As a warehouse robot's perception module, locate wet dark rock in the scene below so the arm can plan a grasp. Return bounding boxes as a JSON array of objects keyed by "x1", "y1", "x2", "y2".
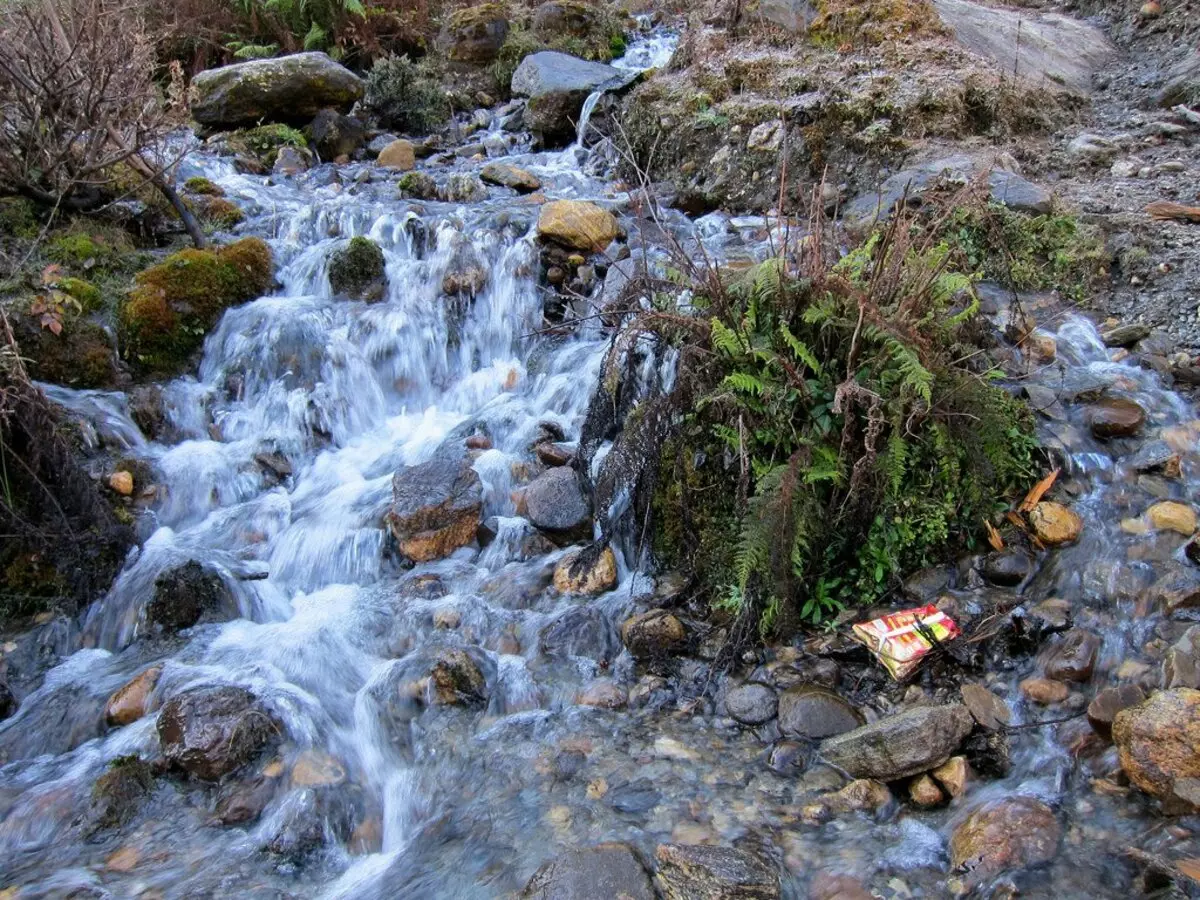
[
  {"x1": 777, "y1": 685, "x2": 863, "y2": 740},
  {"x1": 146, "y1": 561, "x2": 235, "y2": 632},
  {"x1": 766, "y1": 740, "x2": 811, "y2": 776},
  {"x1": 629, "y1": 675, "x2": 674, "y2": 709},
  {"x1": 1114, "y1": 688, "x2": 1200, "y2": 809},
  {"x1": 949, "y1": 797, "x2": 1061, "y2": 888},
  {"x1": 1043, "y1": 629, "x2": 1100, "y2": 683},
  {"x1": 214, "y1": 775, "x2": 277, "y2": 825},
  {"x1": 255, "y1": 450, "x2": 293, "y2": 483},
  {"x1": 621, "y1": 610, "x2": 687, "y2": 661},
  {"x1": 157, "y1": 686, "x2": 282, "y2": 781},
  {"x1": 538, "y1": 605, "x2": 619, "y2": 664},
  {"x1": 1164, "y1": 626, "x2": 1200, "y2": 689},
  {"x1": 1143, "y1": 563, "x2": 1200, "y2": 612},
  {"x1": 430, "y1": 648, "x2": 488, "y2": 705},
  {"x1": 521, "y1": 843, "x2": 655, "y2": 900},
  {"x1": 654, "y1": 843, "x2": 780, "y2": 900},
  {"x1": 265, "y1": 787, "x2": 356, "y2": 859},
  {"x1": 982, "y1": 550, "x2": 1033, "y2": 587},
  {"x1": 128, "y1": 384, "x2": 168, "y2": 441},
  {"x1": 274, "y1": 145, "x2": 314, "y2": 174},
  {"x1": 1129, "y1": 440, "x2": 1178, "y2": 473},
  {"x1": 0, "y1": 677, "x2": 14, "y2": 722},
  {"x1": 725, "y1": 683, "x2": 778, "y2": 726},
  {"x1": 309, "y1": 108, "x2": 366, "y2": 160},
  {"x1": 523, "y1": 466, "x2": 591, "y2": 536},
  {"x1": 1087, "y1": 397, "x2": 1146, "y2": 439},
  {"x1": 387, "y1": 456, "x2": 483, "y2": 562},
  {"x1": 962, "y1": 727, "x2": 1011, "y2": 777},
  {"x1": 191, "y1": 52, "x2": 364, "y2": 127},
  {"x1": 442, "y1": 239, "x2": 488, "y2": 298},
  {"x1": 511, "y1": 51, "x2": 619, "y2": 143},
  {"x1": 328, "y1": 236, "x2": 387, "y2": 302},
  {"x1": 608, "y1": 778, "x2": 661, "y2": 813},
  {"x1": 534, "y1": 442, "x2": 573, "y2": 467},
  {"x1": 84, "y1": 755, "x2": 155, "y2": 836},
  {"x1": 1087, "y1": 685, "x2": 1146, "y2": 742},
  {"x1": 398, "y1": 171, "x2": 438, "y2": 200},
  {"x1": 902, "y1": 567, "x2": 952, "y2": 603},
  {"x1": 819, "y1": 704, "x2": 974, "y2": 781}
]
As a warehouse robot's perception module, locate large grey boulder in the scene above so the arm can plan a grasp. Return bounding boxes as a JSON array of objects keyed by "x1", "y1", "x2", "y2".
[
  {"x1": 1158, "y1": 50, "x2": 1200, "y2": 108},
  {"x1": 818, "y1": 703, "x2": 974, "y2": 781},
  {"x1": 933, "y1": 0, "x2": 1116, "y2": 94},
  {"x1": 523, "y1": 466, "x2": 592, "y2": 536},
  {"x1": 191, "y1": 52, "x2": 364, "y2": 128},
  {"x1": 843, "y1": 154, "x2": 1051, "y2": 231},
  {"x1": 387, "y1": 456, "x2": 483, "y2": 562},
  {"x1": 511, "y1": 51, "x2": 619, "y2": 143}
]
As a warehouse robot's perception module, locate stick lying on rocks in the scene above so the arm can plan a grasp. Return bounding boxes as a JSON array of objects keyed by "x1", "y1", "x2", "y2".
[{"x1": 1145, "y1": 200, "x2": 1200, "y2": 223}]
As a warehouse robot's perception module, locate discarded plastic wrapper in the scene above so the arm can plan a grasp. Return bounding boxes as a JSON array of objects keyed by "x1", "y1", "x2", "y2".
[{"x1": 851, "y1": 604, "x2": 960, "y2": 680}]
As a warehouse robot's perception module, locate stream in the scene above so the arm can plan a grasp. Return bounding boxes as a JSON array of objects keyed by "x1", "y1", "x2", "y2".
[{"x1": 1, "y1": 27, "x2": 1198, "y2": 900}]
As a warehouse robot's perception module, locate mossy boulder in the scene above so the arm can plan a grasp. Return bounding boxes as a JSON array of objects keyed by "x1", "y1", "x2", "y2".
[
  {"x1": 122, "y1": 237, "x2": 273, "y2": 372},
  {"x1": 224, "y1": 124, "x2": 309, "y2": 169},
  {"x1": 184, "y1": 177, "x2": 225, "y2": 197},
  {"x1": 327, "y1": 236, "x2": 387, "y2": 302},
  {"x1": 439, "y1": 4, "x2": 511, "y2": 64},
  {"x1": 398, "y1": 171, "x2": 439, "y2": 199},
  {"x1": 11, "y1": 313, "x2": 117, "y2": 388},
  {"x1": 532, "y1": 1, "x2": 627, "y2": 60},
  {"x1": 85, "y1": 755, "x2": 155, "y2": 836},
  {"x1": 194, "y1": 196, "x2": 246, "y2": 230},
  {"x1": 190, "y1": 52, "x2": 365, "y2": 128}
]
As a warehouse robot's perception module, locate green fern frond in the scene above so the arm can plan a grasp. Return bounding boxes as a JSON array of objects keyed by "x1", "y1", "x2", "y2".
[
  {"x1": 710, "y1": 317, "x2": 746, "y2": 357},
  {"x1": 778, "y1": 323, "x2": 822, "y2": 375},
  {"x1": 723, "y1": 371, "x2": 766, "y2": 396}
]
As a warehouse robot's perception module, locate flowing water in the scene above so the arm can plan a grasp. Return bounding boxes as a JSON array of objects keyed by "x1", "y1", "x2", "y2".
[{"x1": 2, "y1": 28, "x2": 1199, "y2": 899}]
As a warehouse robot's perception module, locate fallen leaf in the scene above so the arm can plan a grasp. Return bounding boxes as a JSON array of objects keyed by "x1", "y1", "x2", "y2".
[
  {"x1": 984, "y1": 520, "x2": 1004, "y2": 551},
  {"x1": 1004, "y1": 510, "x2": 1028, "y2": 532},
  {"x1": 1176, "y1": 858, "x2": 1200, "y2": 883},
  {"x1": 1019, "y1": 468, "x2": 1060, "y2": 512},
  {"x1": 1146, "y1": 200, "x2": 1200, "y2": 223}
]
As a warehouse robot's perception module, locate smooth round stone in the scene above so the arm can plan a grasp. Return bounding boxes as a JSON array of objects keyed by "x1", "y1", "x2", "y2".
[
  {"x1": 1088, "y1": 396, "x2": 1146, "y2": 439},
  {"x1": 777, "y1": 685, "x2": 863, "y2": 740},
  {"x1": 725, "y1": 683, "x2": 778, "y2": 725},
  {"x1": 982, "y1": 550, "x2": 1033, "y2": 586}
]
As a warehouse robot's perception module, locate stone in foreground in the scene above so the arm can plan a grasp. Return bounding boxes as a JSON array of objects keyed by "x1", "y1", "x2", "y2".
[
  {"x1": 387, "y1": 456, "x2": 483, "y2": 562},
  {"x1": 521, "y1": 842, "x2": 654, "y2": 899},
  {"x1": 1113, "y1": 688, "x2": 1200, "y2": 810},
  {"x1": 818, "y1": 703, "x2": 973, "y2": 781},
  {"x1": 949, "y1": 796, "x2": 1061, "y2": 887},
  {"x1": 191, "y1": 52, "x2": 364, "y2": 128},
  {"x1": 157, "y1": 686, "x2": 281, "y2": 781},
  {"x1": 511, "y1": 51, "x2": 619, "y2": 142},
  {"x1": 537, "y1": 200, "x2": 620, "y2": 252},
  {"x1": 655, "y1": 843, "x2": 780, "y2": 900}
]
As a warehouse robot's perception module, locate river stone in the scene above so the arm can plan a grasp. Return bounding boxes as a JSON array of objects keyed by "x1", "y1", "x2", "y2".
[
  {"x1": 524, "y1": 466, "x2": 592, "y2": 535},
  {"x1": 1143, "y1": 563, "x2": 1200, "y2": 612},
  {"x1": 554, "y1": 546, "x2": 618, "y2": 595},
  {"x1": 1164, "y1": 626, "x2": 1200, "y2": 690},
  {"x1": 909, "y1": 773, "x2": 945, "y2": 806},
  {"x1": 777, "y1": 685, "x2": 863, "y2": 740},
  {"x1": 1020, "y1": 677, "x2": 1069, "y2": 704},
  {"x1": 949, "y1": 797, "x2": 1061, "y2": 887},
  {"x1": 537, "y1": 200, "x2": 619, "y2": 252},
  {"x1": 1029, "y1": 501, "x2": 1082, "y2": 546},
  {"x1": 1087, "y1": 684, "x2": 1146, "y2": 741},
  {"x1": 933, "y1": 0, "x2": 1114, "y2": 94},
  {"x1": 1146, "y1": 501, "x2": 1197, "y2": 536},
  {"x1": 439, "y1": 173, "x2": 488, "y2": 203},
  {"x1": 981, "y1": 549, "x2": 1032, "y2": 586},
  {"x1": 932, "y1": 755, "x2": 968, "y2": 797},
  {"x1": 511, "y1": 51, "x2": 619, "y2": 142},
  {"x1": 290, "y1": 750, "x2": 346, "y2": 788},
  {"x1": 377, "y1": 139, "x2": 416, "y2": 170},
  {"x1": 538, "y1": 604, "x2": 619, "y2": 663},
  {"x1": 437, "y1": 4, "x2": 509, "y2": 64},
  {"x1": 309, "y1": 108, "x2": 365, "y2": 160},
  {"x1": 398, "y1": 171, "x2": 438, "y2": 199},
  {"x1": 578, "y1": 678, "x2": 627, "y2": 708},
  {"x1": 387, "y1": 457, "x2": 483, "y2": 562},
  {"x1": 0, "y1": 677, "x2": 14, "y2": 723},
  {"x1": 430, "y1": 648, "x2": 488, "y2": 705},
  {"x1": 621, "y1": 609, "x2": 686, "y2": 660},
  {"x1": 328, "y1": 237, "x2": 387, "y2": 302},
  {"x1": 1102, "y1": 323, "x2": 1152, "y2": 348},
  {"x1": 1129, "y1": 440, "x2": 1178, "y2": 473},
  {"x1": 191, "y1": 52, "x2": 364, "y2": 128},
  {"x1": 85, "y1": 756, "x2": 155, "y2": 835},
  {"x1": 961, "y1": 683, "x2": 1011, "y2": 730},
  {"x1": 521, "y1": 842, "x2": 654, "y2": 900},
  {"x1": 767, "y1": 740, "x2": 811, "y2": 775},
  {"x1": 725, "y1": 683, "x2": 778, "y2": 725},
  {"x1": 105, "y1": 666, "x2": 162, "y2": 727},
  {"x1": 157, "y1": 686, "x2": 282, "y2": 781},
  {"x1": 1043, "y1": 629, "x2": 1100, "y2": 683},
  {"x1": 481, "y1": 162, "x2": 542, "y2": 193},
  {"x1": 1087, "y1": 397, "x2": 1146, "y2": 438},
  {"x1": 818, "y1": 704, "x2": 974, "y2": 781},
  {"x1": 1113, "y1": 688, "x2": 1200, "y2": 808},
  {"x1": 654, "y1": 843, "x2": 780, "y2": 900},
  {"x1": 146, "y1": 561, "x2": 235, "y2": 632},
  {"x1": 274, "y1": 145, "x2": 313, "y2": 175}
]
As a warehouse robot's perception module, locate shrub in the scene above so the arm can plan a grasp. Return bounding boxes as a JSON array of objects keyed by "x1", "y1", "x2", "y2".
[{"x1": 364, "y1": 54, "x2": 450, "y2": 134}]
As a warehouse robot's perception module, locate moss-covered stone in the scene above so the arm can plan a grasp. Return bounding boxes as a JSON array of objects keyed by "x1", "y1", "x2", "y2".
[
  {"x1": 184, "y1": 176, "x2": 226, "y2": 197},
  {"x1": 327, "y1": 236, "x2": 387, "y2": 302},
  {"x1": 46, "y1": 225, "x2": 136, "y2": 271},
  {"x1": 195, "y1": 197, "x2": 246, "y2": 230},
  {"x1": 86, "y1": 755, "x2": 155, "y2": 835},
  {"x1": 443, "y1": 3, "x2": 511, "y2": 64},
  {"x1": 122, "y1": 237, "x2": 273, "y2": 372},
  {"x1": 398, "y1": 171, "x2": 439, "y2": 199},
  {"x1": 227, "y1": 124, "x2": 308, "y2": 168},
  {"x1": 55, "y1": 277, "x2": 102, "y2": 313},
  {"x1": 11, "y1": 305, "x2": 118, "y2": 388}
]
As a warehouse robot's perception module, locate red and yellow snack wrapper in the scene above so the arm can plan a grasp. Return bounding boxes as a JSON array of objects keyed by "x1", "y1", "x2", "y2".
[{"x1": 851, "y1": 605, "x2": 959, "y2": 680}]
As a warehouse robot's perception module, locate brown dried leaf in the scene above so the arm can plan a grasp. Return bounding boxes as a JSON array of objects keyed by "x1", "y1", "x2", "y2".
[
  {"x1": 1176, "y1": 859, "x2": 1200, "y2": 883},
  {"x1": 1019, "y1": 468, "x2": 1060, "y2": 513},
  {"x1": 1004, "y1": 510, "x2": 1028, "y2": 532},
  {"x1": 1146, "y1": 200, "x2": 1200, "y2": 223},
  {"x1": 984, "y1": 520, "x2": 1004, "y2": 552}
]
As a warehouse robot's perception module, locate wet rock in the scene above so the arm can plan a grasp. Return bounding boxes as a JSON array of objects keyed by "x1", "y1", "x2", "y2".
[
  {"x1": 291, "y1": 749, "x2": 346, "y2": 787},
  {"x1": 157, "y1": 686, "x2": 282, "y2": 781},
  {"x1": 553, "y1": 546, "x2": 618, "y2": 595},
  {"x1": 521, "y1": 842, "x2": 654, "y2": 900},
  {"x1": 105, "y1": 666, "x2": 162, "y2": 727},
  {"x1": 537, "y1": 199, "x2": 619, "y2": 252},
  {"x1": 430, "y1": 648, "x2": 488, "y2": 705},
  {"x1": 982, "y1": 550, "x2": 1032, "y2": 586},
  {"x1": 725, "y1": 683, "x2": 778, "y2": 725},
  {"x1": 0, "y1": 677, "x2": 14, "y2": 722},
  {"x1": 933, "y1": 0, "x2": 1114, "y2": 93},
  {"x1": 819, "y1": 704, "x2": 974, "y2": 781},
  {"x1": 1164, "y1": 626, "x2": 1200, "y2": 690},
  {"x1": 511, "y1": 51, "x2": 619, "y2": 143},
  {"x1": 1143, "y1": 563, "x2": 1200, "y2": 612},
  {"x1": 810, "y1": 779, "x2": 893, "y2": 820},
  {"x1": 481, "y1": 162, "x2": 542, "y2": 193},
  {"x1": 766, "y1": 740, "x2": 810, "y2": 775},
  {"x1": 108, "y1": 470, "x2": 134, "y2": 496},
  {"x1": 1087, "y1": 397, "x2": 1146, "y2": 439},
  {"x1": 809, "y1": 874, "x2": 873, "y2": 900},
  {"x1": 1129, "y1": 440, "x2": 1178, "y2": 474},
  {"x1": 273, "y1": 144, "x2": 313, "y2": 174},
  {"x1": 609, "y1": 777, "x2": 661, "y2": 813},
  {"x1": 909, "y1": 773, "x2": 945, "y2": 807},
  {"x1": 328, "y1": 236, "x2": 387, "y2": 302},
  {"x1": 439, "y1": 173, "x2": 487, "y2": 203},
  {"x1": 654, "y1": 843, "x2": 780, "y2": 900},
  {"x1": 961, "y1": 683, "x2": 1011, "y2": 730},
  {"x1": 1043, "y1": 629, "x2": 1100, "y2": 683},
  {"x1": 538, "y1": 604, "x2": 619, "y2": 663},
  {"x1": 621, "y1": 609, "x2": 686, "y2": 660},
  {"x1": 902, "y1": 567, "x2": 953, "y2": 603},
  {"x1": 1020, "y1": 677, "x2": 1069, "y2": 704},
  {"x1": 1029, "y1": 502, "x2": 1082, "y2": 546},
  {"x1": 128, "y1": 384, "x2": 167, "y2": 441},
  {"x1": 932, "y1": 755, "x2": 968, "y2": 797},
  {"x1": 309, "y1": 108, "x2": 365, "y2": 160},
  {"x1": 962, "y1": 727, "x2": 1011, "y2": 777},
  {"x1": 523, "y1": 466, "x2": 591, "y2": 536},
  {"x1": 146, "y1": 561, "x2": 235, "y2": 632},
  {"x1": 578, "y1": 678, "x2": 627, "y2": 709},
  {"x1": 1102, "y1": 323, "x2": 1152, "y2": 348},
  {"x1": 1114, "y1": 688, "x2": 1200, "y2": 808},
  {"x1": 1146, "y1": 501, "x2": 1197, "y2": 536},
  {"x1": 398, "y1": 171, "x2": 438, "y2": 199},
  {"x1": 387, "y1": 456, "x2": 483, "y2": 562},
  {"x1": 777, "y1": 685, "x2": 863, "y2": 740},
  {"x1": 377, "y1": 138, "x2": 416, "y2": 170},
  {"x1": 1087, "y1": 684, "x2": 1146, "y2": 741},
  {"x1": 949, "y1": 797, "x2": 1061, "y2": 887},
  {"x1": 442, "y1": 239, "x2": 488, "y2": 297},
  {"x1": 191, "y1": 52, "x2": 364, "y2": 127},
  {"x1": 214, "y1": 774, "x2": 276, "y2": 825},
  {"x1": 85, "y1": 755, "x2": 155, "y2": 835},
  {"x1": 535, "y1": 442, "x2": 573, "y2": 467},
  {"x1": 265, "y1": 787, "x2": 356, "y2": 859}
]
